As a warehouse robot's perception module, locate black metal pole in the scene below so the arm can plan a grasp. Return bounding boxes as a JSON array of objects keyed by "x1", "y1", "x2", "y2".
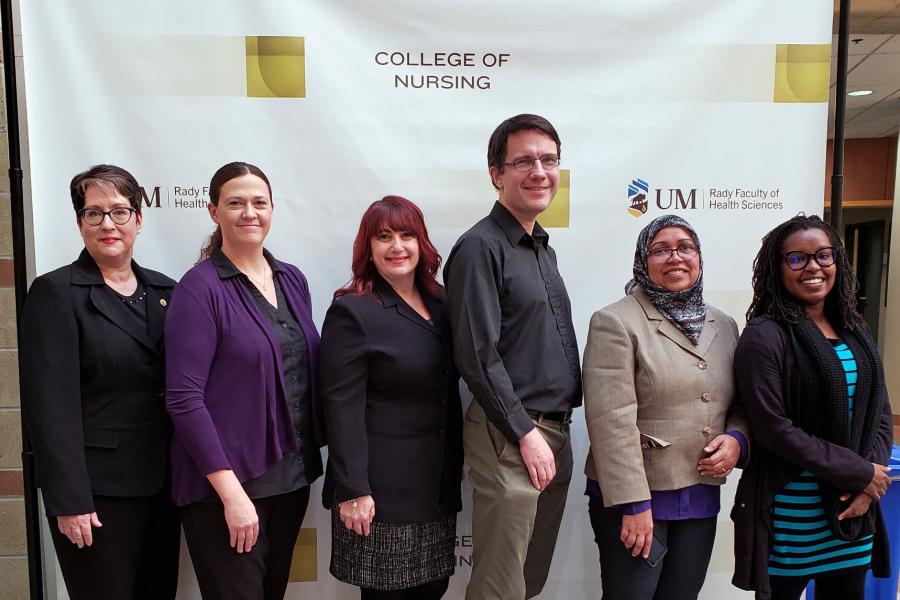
[
  {"x1": 1, "y1": 0, "x2": 44, "y2": 598},
  {"x1": 831, "y1": 0, "x2": 851, "y2": 237}
]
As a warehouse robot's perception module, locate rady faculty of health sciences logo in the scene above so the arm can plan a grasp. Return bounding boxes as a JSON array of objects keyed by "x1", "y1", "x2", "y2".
[
  {"x1": 627, "y1": 178, "x2": 649, "y2": 217},
  {"x1": 625, "y1": 177, "x2": 783, "y2": 217}
]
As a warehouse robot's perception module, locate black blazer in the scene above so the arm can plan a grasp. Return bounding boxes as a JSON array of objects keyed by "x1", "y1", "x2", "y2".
[
  {"x1": 319, "y1": 278, "x2": 463, "y2": 523},
  {"x1": 21, "y1": 249, "x2": 176, "y2": 517}
]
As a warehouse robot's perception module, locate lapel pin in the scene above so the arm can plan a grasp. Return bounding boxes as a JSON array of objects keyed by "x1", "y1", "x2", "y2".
[{"x1": 160, "y1": 299, "x2": 167, "y2": 307}]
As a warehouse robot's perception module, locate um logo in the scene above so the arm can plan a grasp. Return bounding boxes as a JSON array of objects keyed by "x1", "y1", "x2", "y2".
[
  {"x1": 627, "y1": 178, "x2": 698, "y2": 217},
  {"x1": 627, "y1": 179, "x2": 649, "y2": 217},
  {"x1": 654, "y1": 188, "x2": 697, "y2": 210},
  {"x1": 140, "y1": 186, "x2": 161, "y2": 208}
]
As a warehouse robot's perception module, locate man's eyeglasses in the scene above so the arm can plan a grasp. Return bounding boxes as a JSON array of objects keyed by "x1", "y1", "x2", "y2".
[
  {"x1": 503, "y1": 155, "x2": 560, "y2": 172},
  {"x1": 647, "y1": 243, "x2": 699, "y2": 263},
  {"x1": 782, "y1": 248, "x2": 837, "y2": 271},
  {"x1": 78, "y1": 207, "x2": 137, "y2": 226}
]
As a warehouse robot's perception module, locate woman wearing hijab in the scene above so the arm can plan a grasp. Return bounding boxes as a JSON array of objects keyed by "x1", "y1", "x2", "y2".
[
  {"x1": 582, "y1": 214, "x2": 749, "y2": 599},
  {"x1": 731, "y1": 215, "x2": 892, "y2": 600}
]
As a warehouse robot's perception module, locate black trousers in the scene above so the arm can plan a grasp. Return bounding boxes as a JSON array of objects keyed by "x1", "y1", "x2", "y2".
[
  {"x1": 588, "y1": 496, "x2": 717, "y2": 600},
  {"x1": 360, "y1": 578, "x2": 450, "y2": 600},
  {"x1": 48, "y1": 492, "x2": 181, "y2": 600},
  {"x1": 180, "y1": 486, "x2": 310, "y2": 600},
  {"x1": 769, "y1": 570, "x2": 867, "y2": 600}
]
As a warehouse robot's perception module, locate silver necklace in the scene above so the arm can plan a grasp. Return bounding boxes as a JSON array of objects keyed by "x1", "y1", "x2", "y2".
[
  {"x1": 244, "y1": 266, "x2": 270, "y2": 292},
  {"x1": 118, "y1": 290, "x2": 146, "y2": 304}
]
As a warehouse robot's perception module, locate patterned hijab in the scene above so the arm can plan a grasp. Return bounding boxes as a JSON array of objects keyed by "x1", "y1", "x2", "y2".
[{"x1": 625, "y1": 214, "x2": 707, "y2": 345}]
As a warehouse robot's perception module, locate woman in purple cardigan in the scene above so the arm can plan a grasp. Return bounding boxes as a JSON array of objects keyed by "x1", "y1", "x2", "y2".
[{"x1": 165, "y1": 162, "x2": 324, "y2": 600}]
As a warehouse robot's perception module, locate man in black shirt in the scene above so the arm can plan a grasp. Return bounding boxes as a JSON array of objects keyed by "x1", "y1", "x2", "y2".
[{"x1": 444, "y1": 114, "x2": 581, "y2": 600}]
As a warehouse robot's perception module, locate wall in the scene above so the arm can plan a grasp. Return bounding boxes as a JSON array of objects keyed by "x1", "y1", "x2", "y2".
[
  {"x1": 824, "y1": 137, "x2": 897, "y2": 203},
  {"x1": 883, "y1": 136, "x2": 900, "y2": 431},
  {"x1": 0, "y1": 44, "x2": 29, "y2": 599}
]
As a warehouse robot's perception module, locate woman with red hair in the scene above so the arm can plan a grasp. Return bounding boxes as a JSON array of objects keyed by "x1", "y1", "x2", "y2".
[{"x1": 320, "y1": 196, "x2": 463, "y2": 599}]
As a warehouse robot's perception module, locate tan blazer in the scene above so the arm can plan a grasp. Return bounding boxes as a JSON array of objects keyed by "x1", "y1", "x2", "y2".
[{"x1": 583, "y1": 288, "x2": 747, "y2": 507}]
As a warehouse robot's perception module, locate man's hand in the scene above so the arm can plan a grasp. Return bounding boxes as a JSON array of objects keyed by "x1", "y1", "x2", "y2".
[{"x1": 519, "y1": 428, "x2": 556, "y2": 491}]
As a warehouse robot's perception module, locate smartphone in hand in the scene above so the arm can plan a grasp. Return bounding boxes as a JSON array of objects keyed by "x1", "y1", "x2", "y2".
[{"x1": 644, "y1": 534, "x2": 667, "y2": 567}]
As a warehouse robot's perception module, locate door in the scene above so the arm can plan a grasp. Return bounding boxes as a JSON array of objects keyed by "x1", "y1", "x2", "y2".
[{"x1": 846, "y1": 220, "x2": 886, "y2": 343}]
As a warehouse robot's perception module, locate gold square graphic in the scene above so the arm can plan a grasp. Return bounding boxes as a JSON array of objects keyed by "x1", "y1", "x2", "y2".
[
  {"x1": 540, "y1": 169, "x2": 570, "y2": 228},
  {"x1": 773, "y1": 44, "x2": 830, "y2": 103},
  {"x1": 288, "y1": 527, "x2": 317, "y2": 582},
  {"x1": 246, "y1": 36, "x2": 306, "y2": 98}
]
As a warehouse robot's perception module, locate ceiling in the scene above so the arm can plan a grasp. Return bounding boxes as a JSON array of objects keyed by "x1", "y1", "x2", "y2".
[{"x1": 829, "y1": 0, "x2": 900, "y2": 138}]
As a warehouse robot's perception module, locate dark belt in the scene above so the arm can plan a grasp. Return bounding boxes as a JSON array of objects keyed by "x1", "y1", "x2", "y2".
[{"x1": 526, "y1": 409, "x2": 573, "y2": 424}]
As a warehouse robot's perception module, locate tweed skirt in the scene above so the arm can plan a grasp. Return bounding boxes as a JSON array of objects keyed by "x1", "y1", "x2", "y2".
[{"x1": 330, "y1": 508, "x2": 456, "y2": 590}]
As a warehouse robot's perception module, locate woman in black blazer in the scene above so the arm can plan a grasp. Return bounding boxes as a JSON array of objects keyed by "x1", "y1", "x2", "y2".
[
  {"x1": 731, "y1": 215, "x2": 892, "y2": 600},
  {"x1": 20, "y1": 165, "x2": 180, "y2": 599},
  {"x1": 320, "y1": 196, "x2": 463, "y2": 600}
]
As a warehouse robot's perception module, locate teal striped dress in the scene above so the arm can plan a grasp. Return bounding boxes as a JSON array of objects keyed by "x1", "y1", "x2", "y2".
[{"x1": 767, "y1": 340, "x2": 873, "y2": 577}]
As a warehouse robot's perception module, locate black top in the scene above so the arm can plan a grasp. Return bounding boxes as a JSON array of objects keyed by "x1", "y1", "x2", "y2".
[
  {"x1": 319, "y1": 278, "x2": 463, "y2": 522},
  {"x1": 444, "y1": 201, "x2": 582, "y2": 442},
  {"x1": 20, "y1": 249, "x2": 176, "y2": 516},
  {"x1": 208, "y1": 251, "x2": 323, "y2": 499},
  {"x1": 110, "y1": 281, "x2": 148, "y2": 326}
]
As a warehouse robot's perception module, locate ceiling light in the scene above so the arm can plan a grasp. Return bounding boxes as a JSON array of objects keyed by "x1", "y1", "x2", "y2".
[{"x1": 848, "y1": 90, "x2": 874, "y2": 96}]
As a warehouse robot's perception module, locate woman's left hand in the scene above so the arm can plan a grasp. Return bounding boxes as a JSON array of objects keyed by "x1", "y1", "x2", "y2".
[
  {"x1": 838, "y1": 492, "x2": 874, "y2": 521},
  {"x1": 698, "y1": 434, "x2": 740, "y2": 478}
]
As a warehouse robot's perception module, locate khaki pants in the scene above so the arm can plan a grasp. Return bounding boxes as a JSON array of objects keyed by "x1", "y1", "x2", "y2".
[{"x1": 463, "y1": 402, "x2": 573, "y2": 600}]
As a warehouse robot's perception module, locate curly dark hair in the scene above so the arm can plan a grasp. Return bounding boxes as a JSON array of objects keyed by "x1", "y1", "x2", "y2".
[{"x1": 746, "y1": 214, "x2": 862, "y2": 330}]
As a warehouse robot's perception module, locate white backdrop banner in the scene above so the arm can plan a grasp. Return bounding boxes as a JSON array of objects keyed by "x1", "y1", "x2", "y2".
[{"x1": 17, "y1": 1, "x2": 832, "y2": 598}]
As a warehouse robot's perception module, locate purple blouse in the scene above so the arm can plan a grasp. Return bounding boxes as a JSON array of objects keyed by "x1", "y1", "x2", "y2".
[{"x1": 586, "y1": 430, "x2": 748, "y2": 519}]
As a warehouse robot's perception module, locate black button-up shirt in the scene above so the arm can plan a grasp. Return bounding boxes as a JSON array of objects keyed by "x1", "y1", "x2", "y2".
[
  {"x1": 444, "y1": 202, "x2": 582, "y2": 442},
  {"x1": 208, "y1": 249, "x2": 323, "y2": 499}
]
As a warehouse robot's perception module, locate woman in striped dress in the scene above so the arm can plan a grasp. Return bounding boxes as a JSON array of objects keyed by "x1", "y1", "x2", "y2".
[{"x1": 731, "y1": 215, "x2": 893, "y2": 600}]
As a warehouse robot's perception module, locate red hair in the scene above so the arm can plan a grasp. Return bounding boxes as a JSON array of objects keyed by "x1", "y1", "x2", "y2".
[{"x1": 335, "y1": 196, "x2": 443, "y2": 300}]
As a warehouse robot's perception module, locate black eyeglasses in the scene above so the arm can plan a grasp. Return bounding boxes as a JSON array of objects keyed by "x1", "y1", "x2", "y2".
[
  {"x1": 647, "y1": 243, "x2": 699, "y2": 262},
  {"x1": 503, "y1": 155, "x2": 560, "y2": 172},
  {"x1": 782, "y1": 247, "x2": 837, "y2": 271},
  {"x1": 78, "y1": 207, "x2": 136, "y2": 226}
]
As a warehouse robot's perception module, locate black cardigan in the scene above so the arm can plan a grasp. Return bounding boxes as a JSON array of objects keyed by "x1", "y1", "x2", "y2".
[{"x1": 731, "y1": 317, "x2": 893, "y2": 598}]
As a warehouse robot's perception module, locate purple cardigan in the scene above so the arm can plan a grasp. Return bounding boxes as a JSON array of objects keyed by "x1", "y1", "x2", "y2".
[{"x1": 165, "y1": 251, "x2": 323, "y2": 506}]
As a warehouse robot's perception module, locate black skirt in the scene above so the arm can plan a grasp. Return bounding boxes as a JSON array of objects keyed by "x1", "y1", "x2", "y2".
[{"x1": 330, "y1": 508, "x2": 456, "y2": 590}]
